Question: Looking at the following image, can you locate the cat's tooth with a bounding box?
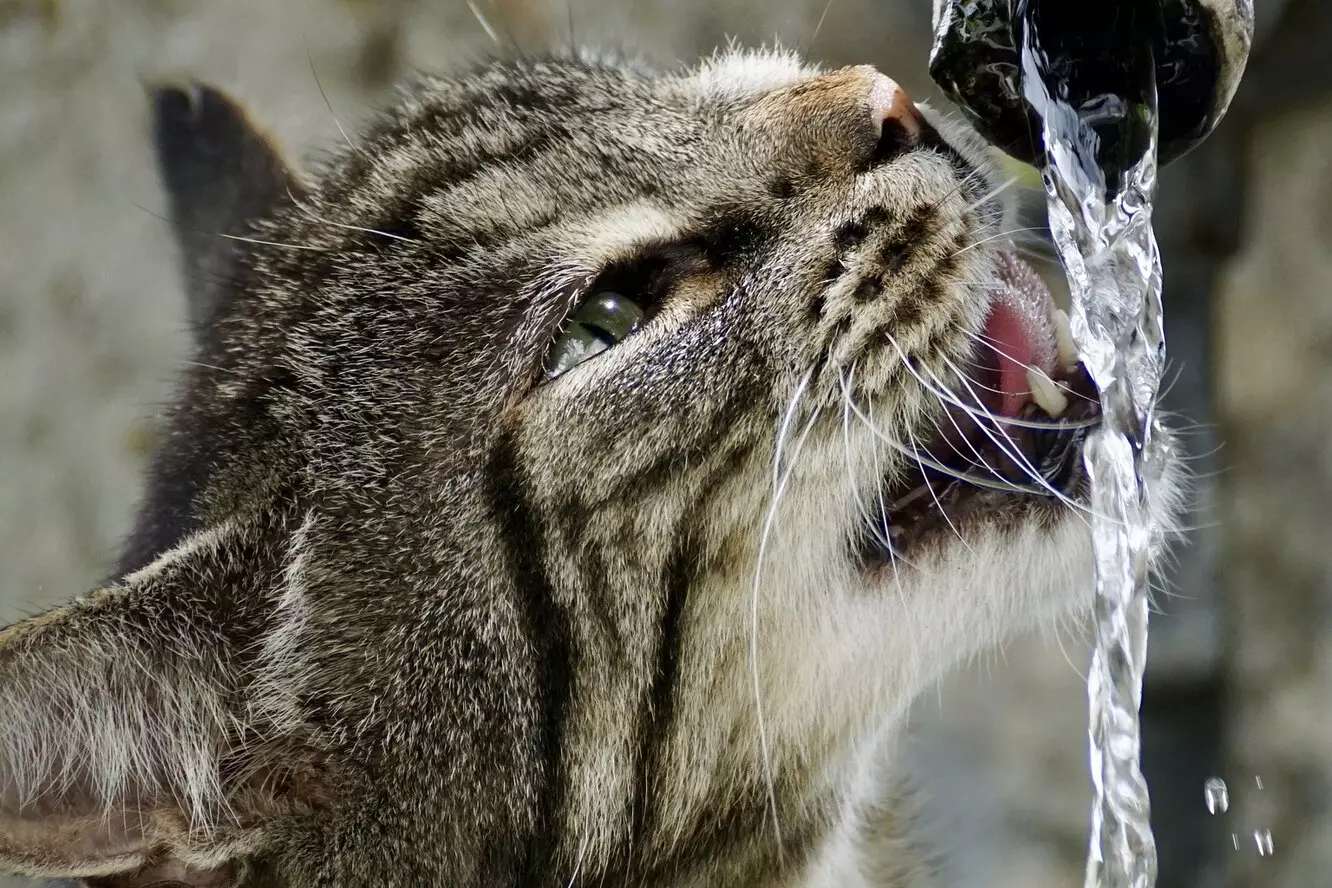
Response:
[1027,367,1069,418]
[1052,308,1078,367]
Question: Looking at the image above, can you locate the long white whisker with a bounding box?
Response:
[930,354,1102,431]
[771,371,813,491]
[751,369,820,858]
[133,199,327,252]
[286,187,415,242]
[467,0,502,44]
[960,326,1098,405]
[306,47,369,161]
[948,226,1051,261]
[961,175,1020,217]
[864,395,923,550]
[565,832,589,887]
[809,0,836,46]
[923,384,1017,502]
[907,425,974,554]
[925,354,1113,526]
[842,369,890,552]
[213,231,326,252]
[856,376,924,664]
[838,375,1034,495]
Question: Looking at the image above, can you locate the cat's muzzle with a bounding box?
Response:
[862,251,1103,562]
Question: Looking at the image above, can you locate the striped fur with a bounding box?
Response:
[0,48,1183,887]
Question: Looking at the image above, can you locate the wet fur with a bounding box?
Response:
[0,48,1182,887]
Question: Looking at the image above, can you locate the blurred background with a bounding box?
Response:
[1,0,1329,885]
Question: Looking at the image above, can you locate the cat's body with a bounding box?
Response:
[0,48,1182,887]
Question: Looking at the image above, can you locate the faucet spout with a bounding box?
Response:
[929,0,1254,170]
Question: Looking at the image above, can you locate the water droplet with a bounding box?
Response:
[1255,775,1265,790]
[1255,829,1274,856]
[1232,833,1240,851]
[1204,777,1229,814]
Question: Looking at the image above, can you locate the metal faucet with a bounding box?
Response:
[928,0,1254,171]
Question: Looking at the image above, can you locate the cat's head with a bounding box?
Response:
[0,50,1182,886]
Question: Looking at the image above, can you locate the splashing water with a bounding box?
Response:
[1016,4,1169,887]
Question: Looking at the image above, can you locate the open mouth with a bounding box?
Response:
[863,251,1102,562]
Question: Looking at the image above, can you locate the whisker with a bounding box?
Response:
[868,403,924,574]
[467,0,502,44]
[1051,622,1089,682]
[132,201,326,252]
[947,226,1052,261]
[928,355,1121,526]
[959,325,1099,405]
[906,416,974,552]
[857,380,926,659]
[214,231,324,252]
[486,0,524,52]
[839,378,922,571]
[926,384,1017,491]
[922,166,989,217]
[838,375,1036,495]
[960,174,1019,218]
[883,332,1113,525]
[286,186,415,242]
[307,47,369,161]
[565,832,589,888]
[842,372,892,553]
[809,0,836,47]
[751,369,821,858]
[928,362,1101,431]
[1157,359,1188,401]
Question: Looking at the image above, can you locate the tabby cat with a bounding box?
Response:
[0,48,1182,887]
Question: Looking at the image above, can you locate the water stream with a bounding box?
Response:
[925,2,1231,883]
[1015,5,1170,887]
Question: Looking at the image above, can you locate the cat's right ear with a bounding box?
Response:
[151,84,298,340]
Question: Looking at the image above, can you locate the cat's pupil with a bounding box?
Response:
[543,291,646,379]
[578,292,642,343]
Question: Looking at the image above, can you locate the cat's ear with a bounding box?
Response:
[151,83,298,340]
[0,521,317,886]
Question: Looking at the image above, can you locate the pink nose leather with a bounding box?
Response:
[867,72,923,141]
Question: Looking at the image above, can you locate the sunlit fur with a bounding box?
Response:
[0,48,1183,887]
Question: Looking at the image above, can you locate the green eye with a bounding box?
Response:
[544,291,646,379]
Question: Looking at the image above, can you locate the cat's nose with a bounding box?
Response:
[750,66,929,170]
[866,71,924,145]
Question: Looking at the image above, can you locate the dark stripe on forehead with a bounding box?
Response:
[484,431,573,878]
[329,125,566,233]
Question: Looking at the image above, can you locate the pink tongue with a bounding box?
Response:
[984,300,1036,417]
[984,252,1058,417]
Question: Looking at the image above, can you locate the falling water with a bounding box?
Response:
[928,1,1254,884]
[1015,4,1169,887]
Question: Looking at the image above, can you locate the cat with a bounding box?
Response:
[0,48,1183,887]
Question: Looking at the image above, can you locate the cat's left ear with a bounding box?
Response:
[0,521,320,887]
[151,83,298,340]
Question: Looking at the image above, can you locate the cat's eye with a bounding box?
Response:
[544,291,646,379]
